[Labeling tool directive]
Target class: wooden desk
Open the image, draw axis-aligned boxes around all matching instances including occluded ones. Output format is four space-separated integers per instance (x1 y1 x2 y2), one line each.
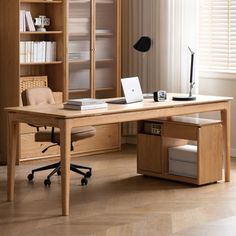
6 94 232 216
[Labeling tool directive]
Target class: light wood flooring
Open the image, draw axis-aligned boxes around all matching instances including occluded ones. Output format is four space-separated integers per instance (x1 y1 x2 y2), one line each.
1 144 236 236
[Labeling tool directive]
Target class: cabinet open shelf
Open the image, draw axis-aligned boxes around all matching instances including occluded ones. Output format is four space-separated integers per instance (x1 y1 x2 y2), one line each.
20 31 63 35
20 61 63 65
20 0 63 3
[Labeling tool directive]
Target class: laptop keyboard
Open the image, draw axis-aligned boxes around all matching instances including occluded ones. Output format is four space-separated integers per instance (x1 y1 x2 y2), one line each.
107 98 127 104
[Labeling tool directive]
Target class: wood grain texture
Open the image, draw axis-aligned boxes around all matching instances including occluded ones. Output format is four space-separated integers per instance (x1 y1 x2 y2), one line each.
138 118 223 185
5 95 232 215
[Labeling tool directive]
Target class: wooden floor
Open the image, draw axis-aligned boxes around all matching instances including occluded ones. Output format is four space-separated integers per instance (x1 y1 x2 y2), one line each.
1 144 236 236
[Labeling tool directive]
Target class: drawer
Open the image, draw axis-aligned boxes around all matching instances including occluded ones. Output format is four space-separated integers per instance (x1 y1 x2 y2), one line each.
163 123 198 140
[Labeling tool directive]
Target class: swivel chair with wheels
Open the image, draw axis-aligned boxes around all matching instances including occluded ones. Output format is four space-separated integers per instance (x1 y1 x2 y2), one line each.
22 87 96 186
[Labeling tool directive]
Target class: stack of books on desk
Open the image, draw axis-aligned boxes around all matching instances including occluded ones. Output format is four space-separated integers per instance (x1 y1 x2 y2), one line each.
64 98 108 110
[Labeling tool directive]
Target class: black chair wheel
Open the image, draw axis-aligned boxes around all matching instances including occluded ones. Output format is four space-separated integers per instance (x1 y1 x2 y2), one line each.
81 178 88 186
57 170 61 176
44 179 51 187
27 173 34 181
85 171 92 178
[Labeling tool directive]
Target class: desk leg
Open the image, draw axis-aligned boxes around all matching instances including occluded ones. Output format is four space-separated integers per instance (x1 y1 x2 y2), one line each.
59 120 71 216
7 115 18 201
221 103 231 182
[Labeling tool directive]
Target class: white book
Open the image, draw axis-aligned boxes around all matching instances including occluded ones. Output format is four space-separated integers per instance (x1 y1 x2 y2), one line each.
25 11 36 32
36 41 41 62
20 10 26 32
51 42 57 61
25 41 31 63
20 41 26 63
33 42 38 62
41 41 46 62
67 98 106 106
45 41 51 62
38 41 44 62
30 41 34 62
64 103 108 110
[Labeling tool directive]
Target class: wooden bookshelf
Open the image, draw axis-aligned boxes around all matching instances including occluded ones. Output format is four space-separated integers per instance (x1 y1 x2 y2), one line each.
0 0 66 164
0 0 121 164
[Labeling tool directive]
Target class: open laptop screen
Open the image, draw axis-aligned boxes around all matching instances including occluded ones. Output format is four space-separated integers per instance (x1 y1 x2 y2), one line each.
108 77 144 104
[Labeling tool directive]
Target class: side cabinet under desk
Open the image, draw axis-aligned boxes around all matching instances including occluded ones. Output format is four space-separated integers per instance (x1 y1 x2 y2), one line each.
137 116 223 185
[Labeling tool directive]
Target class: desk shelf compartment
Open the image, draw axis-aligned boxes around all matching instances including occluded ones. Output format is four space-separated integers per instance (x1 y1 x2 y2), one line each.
137 117 223 185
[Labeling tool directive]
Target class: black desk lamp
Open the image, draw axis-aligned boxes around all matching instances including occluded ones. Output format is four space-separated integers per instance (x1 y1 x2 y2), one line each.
172 47 196 101
133 36 152 98
133 36 151 52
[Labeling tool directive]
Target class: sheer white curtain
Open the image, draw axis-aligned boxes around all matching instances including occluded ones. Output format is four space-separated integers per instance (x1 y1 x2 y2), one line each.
122 0 199 137
122 0 160 136
122 0 160 93
159 0 199 94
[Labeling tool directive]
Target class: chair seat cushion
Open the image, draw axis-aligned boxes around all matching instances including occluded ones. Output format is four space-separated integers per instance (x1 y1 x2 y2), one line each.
35 126 96 143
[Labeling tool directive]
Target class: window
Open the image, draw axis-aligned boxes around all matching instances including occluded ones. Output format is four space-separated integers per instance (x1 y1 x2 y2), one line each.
199 0 236 73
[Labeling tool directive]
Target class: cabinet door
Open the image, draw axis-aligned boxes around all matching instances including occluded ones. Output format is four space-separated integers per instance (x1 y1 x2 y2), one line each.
95 0 120 98
68 0 92 99
137 134 162 174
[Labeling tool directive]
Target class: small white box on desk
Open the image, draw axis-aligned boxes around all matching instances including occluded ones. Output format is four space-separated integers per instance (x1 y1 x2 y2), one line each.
168 145 197 178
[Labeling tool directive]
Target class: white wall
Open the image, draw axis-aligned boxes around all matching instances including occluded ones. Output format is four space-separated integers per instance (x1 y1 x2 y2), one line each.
199 76 236 157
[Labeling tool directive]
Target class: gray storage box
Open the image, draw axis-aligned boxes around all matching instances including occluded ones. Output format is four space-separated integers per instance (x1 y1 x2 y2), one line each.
168 145 197 178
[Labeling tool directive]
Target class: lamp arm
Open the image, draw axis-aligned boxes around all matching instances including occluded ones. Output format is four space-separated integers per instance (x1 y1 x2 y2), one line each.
189 82 195 97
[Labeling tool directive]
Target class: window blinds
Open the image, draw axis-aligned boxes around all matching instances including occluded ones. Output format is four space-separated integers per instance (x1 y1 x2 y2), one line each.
199 0 236 72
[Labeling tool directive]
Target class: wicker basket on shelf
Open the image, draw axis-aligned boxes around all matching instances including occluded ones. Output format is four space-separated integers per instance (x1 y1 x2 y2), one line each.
20 76 48 93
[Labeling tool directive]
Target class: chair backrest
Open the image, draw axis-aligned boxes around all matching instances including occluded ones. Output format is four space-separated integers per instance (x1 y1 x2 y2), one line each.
23 87 55 106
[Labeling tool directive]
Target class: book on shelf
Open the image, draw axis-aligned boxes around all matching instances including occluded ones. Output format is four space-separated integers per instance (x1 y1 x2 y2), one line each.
20 10 26 32
64 102 108 110
20 41 56 63
25 11 36 32
67 98 106 106
20 10 35 32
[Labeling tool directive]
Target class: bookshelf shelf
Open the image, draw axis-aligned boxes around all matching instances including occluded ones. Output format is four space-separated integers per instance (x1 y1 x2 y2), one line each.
20 61 63 65
20 31 63 35
20 0 63 3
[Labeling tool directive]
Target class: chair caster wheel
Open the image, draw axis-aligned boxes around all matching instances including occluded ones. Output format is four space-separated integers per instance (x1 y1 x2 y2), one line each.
44 179 51 187
27 173 34 181
81 178 88 186
57 170 61 176
85 171 92 178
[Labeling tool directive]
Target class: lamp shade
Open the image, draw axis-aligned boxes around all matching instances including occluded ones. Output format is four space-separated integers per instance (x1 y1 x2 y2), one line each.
133 36 151 52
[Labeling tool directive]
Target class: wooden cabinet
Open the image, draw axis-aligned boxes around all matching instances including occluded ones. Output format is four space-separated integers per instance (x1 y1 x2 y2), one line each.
0 0 121 164
137 117 223 185
68 0 121 99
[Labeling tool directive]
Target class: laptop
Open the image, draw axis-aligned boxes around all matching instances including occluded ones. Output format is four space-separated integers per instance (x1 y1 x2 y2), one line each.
108 77 144 104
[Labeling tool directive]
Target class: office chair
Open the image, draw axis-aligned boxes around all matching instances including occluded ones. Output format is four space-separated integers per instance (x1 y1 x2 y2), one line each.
22 87 96 186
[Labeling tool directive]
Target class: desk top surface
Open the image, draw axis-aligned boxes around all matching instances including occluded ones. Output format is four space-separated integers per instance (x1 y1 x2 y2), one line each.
5 93 233 119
